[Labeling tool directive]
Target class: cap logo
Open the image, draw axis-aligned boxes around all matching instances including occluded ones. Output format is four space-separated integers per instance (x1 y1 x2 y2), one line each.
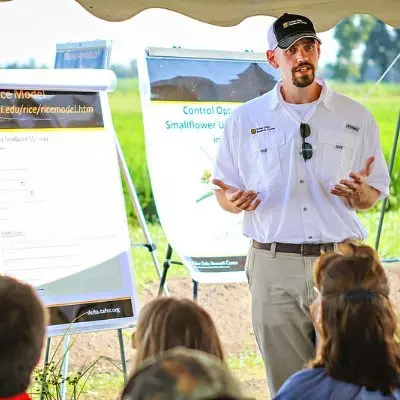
283 19 308 28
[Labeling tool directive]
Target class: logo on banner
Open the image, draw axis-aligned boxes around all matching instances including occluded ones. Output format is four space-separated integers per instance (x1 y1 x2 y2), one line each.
250 125 275 135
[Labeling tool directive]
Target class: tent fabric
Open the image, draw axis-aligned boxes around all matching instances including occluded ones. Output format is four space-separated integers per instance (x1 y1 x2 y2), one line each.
75 0 400 31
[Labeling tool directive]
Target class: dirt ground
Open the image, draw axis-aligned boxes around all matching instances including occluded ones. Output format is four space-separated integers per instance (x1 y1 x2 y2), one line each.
48 263 400 400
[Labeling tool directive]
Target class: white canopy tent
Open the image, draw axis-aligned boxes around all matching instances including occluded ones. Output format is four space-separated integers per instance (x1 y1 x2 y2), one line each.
73 0 400 30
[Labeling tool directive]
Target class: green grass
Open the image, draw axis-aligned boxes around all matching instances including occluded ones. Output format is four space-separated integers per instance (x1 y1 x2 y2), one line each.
78 373 124 400
328 82 400 153
228 349 264 371
110 79 156 221
329 82 400 206
30 372 124 400
358 210 400 259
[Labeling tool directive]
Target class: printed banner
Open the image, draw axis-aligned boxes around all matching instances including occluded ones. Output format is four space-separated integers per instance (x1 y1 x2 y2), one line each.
138 49 280 283
0 85 138 335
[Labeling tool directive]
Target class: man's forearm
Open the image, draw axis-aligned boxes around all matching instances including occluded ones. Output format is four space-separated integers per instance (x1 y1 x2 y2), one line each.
348 185 381 210
214 189 243 214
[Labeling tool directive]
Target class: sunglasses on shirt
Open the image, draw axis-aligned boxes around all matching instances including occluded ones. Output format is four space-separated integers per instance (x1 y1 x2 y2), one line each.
300 123 313 161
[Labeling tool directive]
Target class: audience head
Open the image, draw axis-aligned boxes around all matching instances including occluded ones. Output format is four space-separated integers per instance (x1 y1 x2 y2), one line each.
132 297 224 370
0 276 47 396
310 241 400 393
122 347 248 400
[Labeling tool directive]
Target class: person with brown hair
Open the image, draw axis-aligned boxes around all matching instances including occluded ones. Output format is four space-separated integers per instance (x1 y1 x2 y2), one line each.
0 276 47 400
131 297 224 370
274 242 400 399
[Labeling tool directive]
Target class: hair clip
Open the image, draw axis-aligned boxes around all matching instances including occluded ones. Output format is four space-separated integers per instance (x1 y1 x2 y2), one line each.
343 288 377 302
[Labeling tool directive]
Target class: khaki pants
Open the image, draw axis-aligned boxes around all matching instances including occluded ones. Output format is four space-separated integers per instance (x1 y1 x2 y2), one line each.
245 245 318 396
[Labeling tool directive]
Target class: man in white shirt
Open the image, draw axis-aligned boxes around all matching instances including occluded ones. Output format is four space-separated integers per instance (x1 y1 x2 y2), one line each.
212 12 390 396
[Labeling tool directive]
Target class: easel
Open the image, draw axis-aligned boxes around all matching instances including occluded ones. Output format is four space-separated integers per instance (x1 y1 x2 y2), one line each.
39 136 167 399
142 47 277 304
37 42 168 399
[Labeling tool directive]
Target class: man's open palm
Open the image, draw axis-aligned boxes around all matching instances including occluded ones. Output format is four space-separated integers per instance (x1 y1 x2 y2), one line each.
213 179 261 211
331 156 375 198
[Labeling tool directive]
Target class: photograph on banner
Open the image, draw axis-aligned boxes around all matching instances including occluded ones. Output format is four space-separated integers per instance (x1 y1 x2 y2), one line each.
138 49 280 283
54 40 112 69
0 76 138 335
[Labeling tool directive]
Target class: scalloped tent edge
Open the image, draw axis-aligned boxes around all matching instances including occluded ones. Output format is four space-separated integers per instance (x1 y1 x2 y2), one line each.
74 0 400 31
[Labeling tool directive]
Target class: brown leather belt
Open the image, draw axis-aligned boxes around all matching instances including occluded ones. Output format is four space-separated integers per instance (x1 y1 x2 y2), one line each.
252 240 335 256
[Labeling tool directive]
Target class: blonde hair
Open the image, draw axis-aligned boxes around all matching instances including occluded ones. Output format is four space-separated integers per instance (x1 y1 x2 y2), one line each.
133 297 224 370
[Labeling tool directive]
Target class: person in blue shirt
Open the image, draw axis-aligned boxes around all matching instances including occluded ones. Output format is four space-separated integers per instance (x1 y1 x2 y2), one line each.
275 241 400 399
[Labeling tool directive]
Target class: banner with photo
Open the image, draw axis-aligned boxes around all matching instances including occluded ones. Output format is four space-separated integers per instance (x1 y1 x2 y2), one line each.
0 70 138 335
138 48 280 283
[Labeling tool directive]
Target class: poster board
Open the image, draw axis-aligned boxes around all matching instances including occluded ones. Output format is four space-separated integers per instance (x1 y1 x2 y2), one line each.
0 69 138 335
54 40 112 69
137 48 280 283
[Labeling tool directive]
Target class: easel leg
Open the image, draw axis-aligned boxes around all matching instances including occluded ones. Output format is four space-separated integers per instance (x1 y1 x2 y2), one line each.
192 280 199 301
114 135 168 295
40 337 52 400
158 244 173 296
118 328 128 384
60 335 71 400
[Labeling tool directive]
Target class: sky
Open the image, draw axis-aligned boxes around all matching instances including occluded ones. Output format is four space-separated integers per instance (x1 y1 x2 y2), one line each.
0 0 339 68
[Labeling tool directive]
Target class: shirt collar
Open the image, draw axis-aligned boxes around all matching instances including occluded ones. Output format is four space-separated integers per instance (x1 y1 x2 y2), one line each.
267 76 334 112
0 393 30 400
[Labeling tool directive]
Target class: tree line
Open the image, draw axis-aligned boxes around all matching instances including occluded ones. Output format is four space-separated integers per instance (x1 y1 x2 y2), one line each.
324 16 400 82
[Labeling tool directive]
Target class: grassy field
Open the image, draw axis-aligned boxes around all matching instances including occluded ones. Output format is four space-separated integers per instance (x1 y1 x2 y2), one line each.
330 82 400 206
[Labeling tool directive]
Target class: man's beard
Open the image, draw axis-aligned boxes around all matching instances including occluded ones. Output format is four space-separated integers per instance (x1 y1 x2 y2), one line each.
292 62 315 88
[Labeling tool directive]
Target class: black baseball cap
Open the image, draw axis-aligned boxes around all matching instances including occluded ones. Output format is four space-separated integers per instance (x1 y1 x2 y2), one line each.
267 13 321 50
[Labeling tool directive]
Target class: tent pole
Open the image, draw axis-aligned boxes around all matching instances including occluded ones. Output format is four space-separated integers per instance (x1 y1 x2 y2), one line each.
375 109 400 251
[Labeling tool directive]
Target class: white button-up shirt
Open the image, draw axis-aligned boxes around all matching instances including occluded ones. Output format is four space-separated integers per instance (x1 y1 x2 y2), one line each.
213 78 390 244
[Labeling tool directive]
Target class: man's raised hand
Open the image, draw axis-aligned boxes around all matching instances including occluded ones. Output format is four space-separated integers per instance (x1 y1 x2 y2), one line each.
331 156 375 199
212 179 261 211
330 156 381 210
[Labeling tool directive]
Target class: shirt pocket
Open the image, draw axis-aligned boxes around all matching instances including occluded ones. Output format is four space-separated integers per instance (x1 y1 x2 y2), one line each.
244 132 286 191
315 129 356 182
